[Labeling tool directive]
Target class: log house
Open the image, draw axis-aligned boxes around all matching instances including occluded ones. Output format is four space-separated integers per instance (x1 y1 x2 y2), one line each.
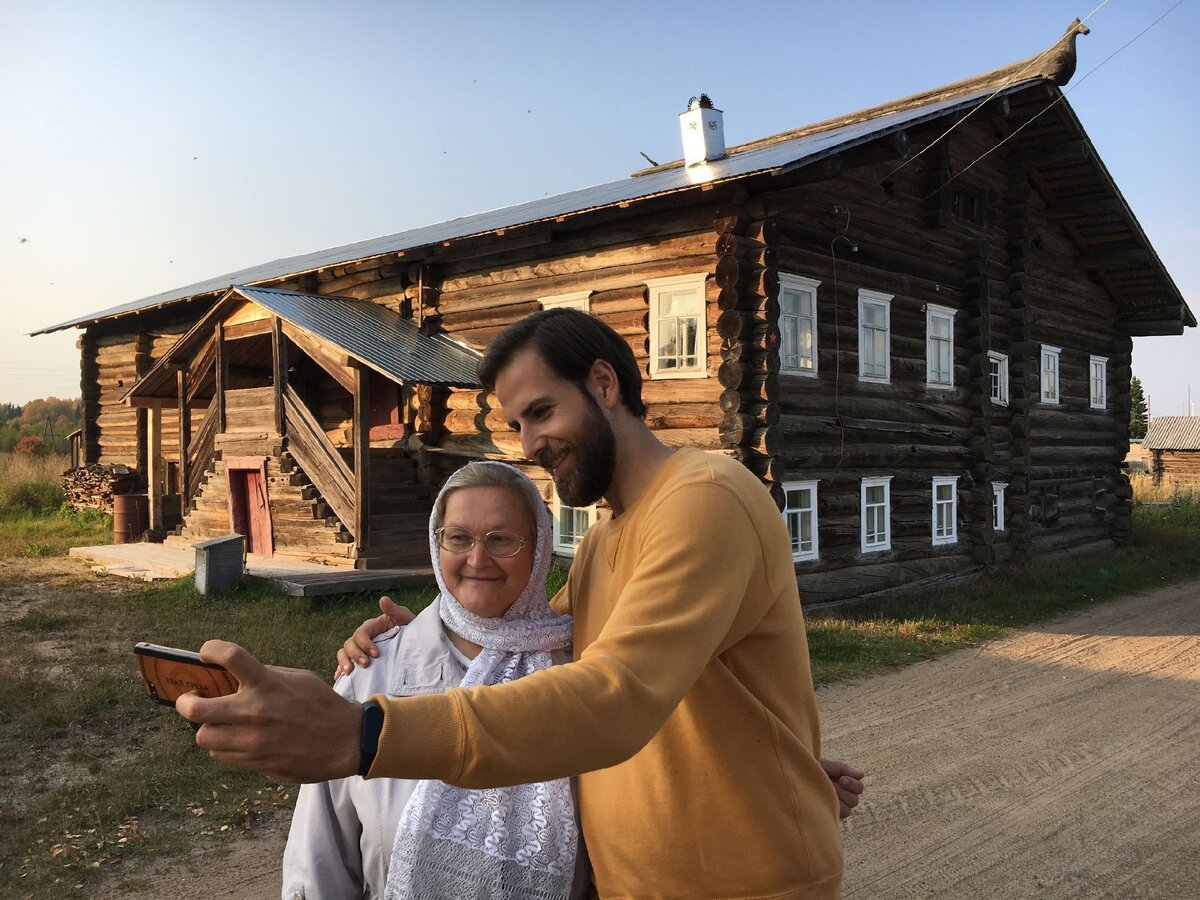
1142 417 1200 492
33 21 1194 599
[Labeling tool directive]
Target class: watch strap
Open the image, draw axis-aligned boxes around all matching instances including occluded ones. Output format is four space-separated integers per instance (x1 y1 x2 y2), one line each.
357 699 385 777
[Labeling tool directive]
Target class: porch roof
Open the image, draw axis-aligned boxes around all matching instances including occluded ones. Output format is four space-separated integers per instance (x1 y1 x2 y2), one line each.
127 285 481 401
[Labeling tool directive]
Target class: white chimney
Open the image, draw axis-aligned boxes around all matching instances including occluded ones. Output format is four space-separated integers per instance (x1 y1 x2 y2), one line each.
679 94 725 168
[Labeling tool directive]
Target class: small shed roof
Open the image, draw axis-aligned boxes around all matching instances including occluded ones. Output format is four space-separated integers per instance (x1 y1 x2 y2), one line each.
127 285 481 400
1142 417 1200 451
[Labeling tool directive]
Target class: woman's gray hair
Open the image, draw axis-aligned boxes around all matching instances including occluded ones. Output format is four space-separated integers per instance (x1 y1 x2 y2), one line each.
433 461 542 535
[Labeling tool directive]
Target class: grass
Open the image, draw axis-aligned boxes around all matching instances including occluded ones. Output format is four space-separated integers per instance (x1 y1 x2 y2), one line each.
0 571 446 897
0 452 112 559
0 451 70 513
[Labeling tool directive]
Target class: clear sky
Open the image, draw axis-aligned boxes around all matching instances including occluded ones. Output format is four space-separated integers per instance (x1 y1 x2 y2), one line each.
2 0 1197 415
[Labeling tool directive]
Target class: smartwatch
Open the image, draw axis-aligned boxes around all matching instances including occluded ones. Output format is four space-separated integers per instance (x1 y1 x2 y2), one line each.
358 699 385 777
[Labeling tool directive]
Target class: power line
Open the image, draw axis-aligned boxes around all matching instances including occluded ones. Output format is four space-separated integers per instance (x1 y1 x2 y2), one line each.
880 1 1114 186
929 0 1186 198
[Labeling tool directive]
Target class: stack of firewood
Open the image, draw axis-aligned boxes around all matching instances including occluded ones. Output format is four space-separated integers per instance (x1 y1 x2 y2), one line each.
62 464 137 512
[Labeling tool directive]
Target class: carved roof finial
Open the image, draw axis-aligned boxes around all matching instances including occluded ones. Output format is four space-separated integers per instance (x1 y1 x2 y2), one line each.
1040 18 1090 86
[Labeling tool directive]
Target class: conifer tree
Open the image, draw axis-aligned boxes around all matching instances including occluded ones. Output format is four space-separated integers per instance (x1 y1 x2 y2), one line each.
1129 375 1148 439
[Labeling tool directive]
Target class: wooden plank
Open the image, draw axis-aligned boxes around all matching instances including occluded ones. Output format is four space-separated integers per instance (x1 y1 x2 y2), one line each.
283 386 355 531
281 322 357 393
215 322 227 433
353 365 370 553
272 317 286 436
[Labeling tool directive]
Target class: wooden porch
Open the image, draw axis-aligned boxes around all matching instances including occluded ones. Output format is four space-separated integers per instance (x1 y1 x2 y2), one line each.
69 541 434 597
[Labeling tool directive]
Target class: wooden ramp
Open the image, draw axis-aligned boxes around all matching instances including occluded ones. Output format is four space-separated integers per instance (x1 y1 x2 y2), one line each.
69 543 434 597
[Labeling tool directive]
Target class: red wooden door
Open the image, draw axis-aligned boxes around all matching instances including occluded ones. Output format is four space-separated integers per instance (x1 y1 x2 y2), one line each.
245 468 273 557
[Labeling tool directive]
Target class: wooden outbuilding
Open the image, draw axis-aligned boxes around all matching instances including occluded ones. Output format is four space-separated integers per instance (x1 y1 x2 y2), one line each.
1141 418 1200 492
33 21 1195 600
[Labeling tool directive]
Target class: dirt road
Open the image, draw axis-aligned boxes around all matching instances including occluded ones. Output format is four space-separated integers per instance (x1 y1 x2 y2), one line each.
100 579 1200 898
822 579 1200 899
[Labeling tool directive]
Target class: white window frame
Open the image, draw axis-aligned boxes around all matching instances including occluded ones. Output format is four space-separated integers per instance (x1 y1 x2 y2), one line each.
551 492 598 557
647 273 708 379
858 290 893 384
988 351 1010 406
1089 355 1108 410
931 475 959 546
925 303 957 388
779 274 821 377
860 476 893 553
1040 344 1061 404
539 290 592 314
782 480 819 562
992 482 1008 532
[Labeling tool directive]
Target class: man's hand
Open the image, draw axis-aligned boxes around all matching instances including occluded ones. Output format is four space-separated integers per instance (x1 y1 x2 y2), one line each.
334 596 414 680
820 758 865 820
176 640 363 783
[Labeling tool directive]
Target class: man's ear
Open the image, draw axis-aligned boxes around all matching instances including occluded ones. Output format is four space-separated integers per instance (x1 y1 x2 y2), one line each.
587 359 621 411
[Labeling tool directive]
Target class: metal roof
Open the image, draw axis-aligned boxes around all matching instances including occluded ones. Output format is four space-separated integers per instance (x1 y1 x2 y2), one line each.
128 285 481 400
1142 416 1200 451
243 285 481 386
32 81 1039 336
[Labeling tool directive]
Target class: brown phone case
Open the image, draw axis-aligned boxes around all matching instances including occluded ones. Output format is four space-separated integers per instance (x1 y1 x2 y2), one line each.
134 642 239 706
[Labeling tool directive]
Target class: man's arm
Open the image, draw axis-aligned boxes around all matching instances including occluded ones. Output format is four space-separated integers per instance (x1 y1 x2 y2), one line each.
179 481 756 784
333 596 412 680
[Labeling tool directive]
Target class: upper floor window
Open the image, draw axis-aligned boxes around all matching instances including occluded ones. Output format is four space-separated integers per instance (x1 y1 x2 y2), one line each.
861 476 893 553
988 351 1010 406
779 274 820 376
647 273 708 379
782 480 819 562
858 290 893 383
551 491 598 557
1089 355 1108 410
932 476 959 545
539 290 592 314
1040 345 1061 404
992 482 1007 532
926 304 957 388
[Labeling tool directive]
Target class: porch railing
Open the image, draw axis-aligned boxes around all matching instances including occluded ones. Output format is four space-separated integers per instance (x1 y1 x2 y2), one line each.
186 400 219 504
282 385 355 537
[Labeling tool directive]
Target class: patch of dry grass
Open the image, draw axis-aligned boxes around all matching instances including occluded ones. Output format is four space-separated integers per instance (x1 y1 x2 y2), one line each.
1129 472 1199 504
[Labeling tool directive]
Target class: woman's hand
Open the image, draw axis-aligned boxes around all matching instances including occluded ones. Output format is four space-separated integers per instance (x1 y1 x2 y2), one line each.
820 758 865 819
334 596 414 680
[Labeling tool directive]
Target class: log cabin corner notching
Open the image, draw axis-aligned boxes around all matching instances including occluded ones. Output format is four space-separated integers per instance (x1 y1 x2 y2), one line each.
33 22 1194 597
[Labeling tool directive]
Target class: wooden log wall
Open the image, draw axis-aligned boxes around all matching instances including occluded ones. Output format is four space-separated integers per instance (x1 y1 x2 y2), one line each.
91 331 141 466
1155 450 1200 489
1018 183 1126 550
714 216 783 502
429 209 724 455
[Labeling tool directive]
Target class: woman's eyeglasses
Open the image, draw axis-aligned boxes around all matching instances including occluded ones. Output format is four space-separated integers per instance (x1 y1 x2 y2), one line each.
435 526 530 558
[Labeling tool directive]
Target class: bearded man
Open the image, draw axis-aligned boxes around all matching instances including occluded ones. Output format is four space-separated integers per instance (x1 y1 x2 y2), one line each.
179 309 852 899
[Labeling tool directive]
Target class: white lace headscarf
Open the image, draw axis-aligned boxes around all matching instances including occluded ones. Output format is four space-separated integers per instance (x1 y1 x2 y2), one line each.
385 461 578 900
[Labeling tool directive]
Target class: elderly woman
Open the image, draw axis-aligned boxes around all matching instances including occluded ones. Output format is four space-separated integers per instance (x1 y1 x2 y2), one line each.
282 461 585 900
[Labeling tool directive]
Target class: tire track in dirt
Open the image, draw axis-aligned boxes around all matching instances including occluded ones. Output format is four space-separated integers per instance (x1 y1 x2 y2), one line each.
820 579 1200 899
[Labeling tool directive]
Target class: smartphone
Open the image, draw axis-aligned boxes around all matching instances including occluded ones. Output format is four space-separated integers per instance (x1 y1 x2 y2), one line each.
134 642 239 707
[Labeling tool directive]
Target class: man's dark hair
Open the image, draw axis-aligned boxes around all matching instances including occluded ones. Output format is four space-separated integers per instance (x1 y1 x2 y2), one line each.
478 308 647 418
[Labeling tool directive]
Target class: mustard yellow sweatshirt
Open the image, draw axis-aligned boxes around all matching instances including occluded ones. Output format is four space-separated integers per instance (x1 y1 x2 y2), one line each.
370 449 842 899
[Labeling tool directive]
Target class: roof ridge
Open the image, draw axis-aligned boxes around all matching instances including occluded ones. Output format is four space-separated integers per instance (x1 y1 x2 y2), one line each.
631 18 1090 177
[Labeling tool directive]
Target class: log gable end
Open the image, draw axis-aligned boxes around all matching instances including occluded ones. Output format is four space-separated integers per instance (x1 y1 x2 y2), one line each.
50 23 1192 598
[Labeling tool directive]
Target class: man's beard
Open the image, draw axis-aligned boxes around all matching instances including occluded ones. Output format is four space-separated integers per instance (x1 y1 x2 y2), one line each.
540 391 615 507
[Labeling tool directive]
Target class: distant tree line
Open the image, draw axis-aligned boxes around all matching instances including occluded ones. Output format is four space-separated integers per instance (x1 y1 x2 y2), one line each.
0 397 83 454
